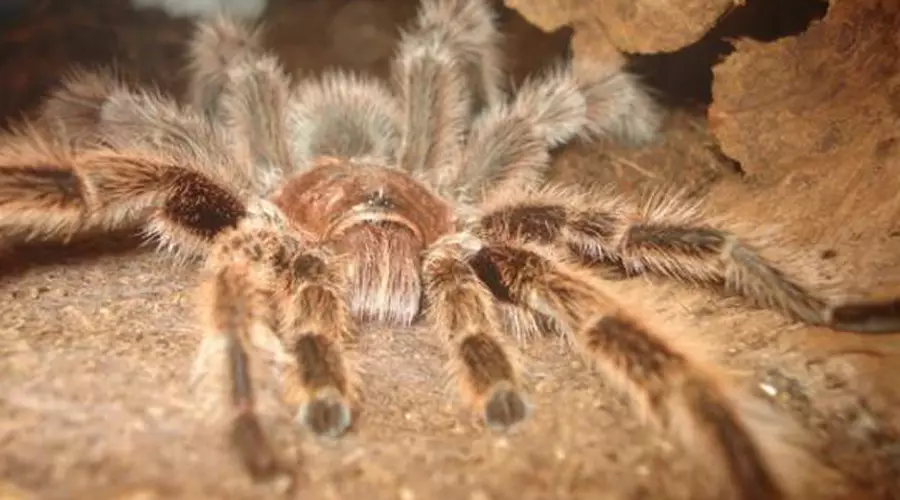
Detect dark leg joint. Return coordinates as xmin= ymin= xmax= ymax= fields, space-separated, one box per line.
xmin=829 ymin=298 xmax=900 ymax=333
xmin=468 ymin=247 xmax=513 ymax=302
xmin=293 ymin=333 xmax=343 ymax=391
xmin=458 ymin=334 xmax=528 ymax=431
xmin=477 ymin=205 xmax=567 ymax=244
xmin=162 ymin=170 xmax=246 ymax=241
xmin=459 ymin=333 xmax=515 ymax=389
xmin=468 ymin=245 xmax=542 ymax=302
xmin=625 ymin=224 xmax=726 ymax=258
xmin=584 ymin=315 xmax=685 ymax=383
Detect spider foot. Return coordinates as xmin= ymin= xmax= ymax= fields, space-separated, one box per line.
xmin=296 ymin=386 xmax=353 ymax=438
xmin=230 ymin=412 xmax=297 ymax=492
xmin=483 ymin=382 xmax=530 ymax=432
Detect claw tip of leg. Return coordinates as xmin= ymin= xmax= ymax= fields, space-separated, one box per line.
xmin=296 ymin=386 xmax=353 ymax=438
xmin=483 ymin=384 xmax=531 ymax=432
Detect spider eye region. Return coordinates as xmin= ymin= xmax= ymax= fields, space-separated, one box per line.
xmin=363 ymin=189 xmax=395 ymax=210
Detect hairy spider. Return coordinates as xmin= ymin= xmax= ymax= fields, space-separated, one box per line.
xmin=3 ymin=0 xmax=900 ymax=498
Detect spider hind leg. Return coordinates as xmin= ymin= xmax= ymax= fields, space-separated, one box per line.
xmin=186 ymin=15 xmax=264 ymax=117
xmin=392 ymin=0 xmax=504 ymax=187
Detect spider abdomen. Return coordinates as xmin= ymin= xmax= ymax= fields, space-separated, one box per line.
xmin=271 ymin=157 xmax=454 ymax=325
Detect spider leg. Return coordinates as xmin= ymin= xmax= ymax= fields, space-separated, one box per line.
xmin=33 ymin=70 xmax=260 ymax=193
xmin=278 ymin=245 xmax=358 ymax=438
xmin=218 ymin=54 xmax=294 ymax=190
xmin=475 ymin=188 xmax=900 ymax=333
xmin=184 ymin=15 xmax=296 ymax=189
xmin=411 ymin=0 xmax=505 ymax=113
xmin=457 ymin=59 xmax=662 ymax=200
xmin=393 ymin=0 xmax=500 ymax=186
xmin=0 ymin=127 xmax=245 ymax=257
xmin=195 ymin=223 xmax=292 ymax=483
xmin=422 ymin=234 xmax=529 ymax=430
xmin=466 ymin=241 xmax=787 ymax=500
xmin=36 ymin=69 xmax=126 ymax=143
xmin=195 ymin=221 xmax=358 ymax=484
xmin=287 ymin=70 xmax=402 ymax=164
xmin=186 ymin=14 xmax=264 ymax=117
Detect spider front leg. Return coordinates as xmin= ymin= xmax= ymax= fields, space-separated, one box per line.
xmin=195 ymin=222 xmax=359 ymax=486
xmin=422 ymin=235 xmax=529 ymax=430
xmin=278 ymin=247 xmax=358 ymax=437
xmin=194 ymin=224 xmax=292 ymax=482
xmin=475 ymin=190 xmax=900 ymax=333
xmin=0 ymin=129 xmax=244 ymax=254
xmin=466 ymin=242 xmax=786 ymax=500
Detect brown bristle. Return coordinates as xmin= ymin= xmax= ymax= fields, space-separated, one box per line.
xmin=477 ymin=204 xmax=567 ymax=243
xmin=584 ymin=315 xmax=687 ymax=384
xmin=292 ymin=332 xmax=348 ymax=394
xmin=458 ymin=333 xmax=517 ymax=394
xmin=681 ymin=379 xmax=783 ymax=500
xmin=230 ymin=412 xmax=288 ymax=482
xmin=162 ymin=169 xmax=247 ymax=241
xmin=464 ymin=241 xmax=786 ymax=499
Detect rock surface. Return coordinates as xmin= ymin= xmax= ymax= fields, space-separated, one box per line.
xmin=504 ymin=0 xmax=734 ymax=53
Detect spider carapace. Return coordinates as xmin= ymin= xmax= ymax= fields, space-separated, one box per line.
xmin=4 ymin=0 xmax=900 ymax=498
xmin=272 ymin=157 xmax=455 ymax=325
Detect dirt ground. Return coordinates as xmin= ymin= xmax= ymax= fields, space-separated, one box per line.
xmin=2 ymin=0 xmax=900 ymax=499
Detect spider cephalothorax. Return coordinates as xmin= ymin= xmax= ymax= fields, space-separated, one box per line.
xmin=3 ymin=0 xmax=900 ymax=498
xmin=272 ymin=156 xmax=455 ymax=325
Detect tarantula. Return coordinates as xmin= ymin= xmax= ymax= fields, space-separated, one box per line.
xmin=3 ymin=0 xmax=900 ymax=498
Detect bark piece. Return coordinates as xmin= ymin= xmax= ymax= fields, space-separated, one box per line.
xmin=505 ymin=0 xmax=735 ymax=54
xmin=709 ymin=0 xmax=900 ymax=178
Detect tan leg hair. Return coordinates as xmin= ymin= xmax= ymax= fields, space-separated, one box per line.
xmin=195 ymin=221 xmax=357 ymax=481
xmin=63 ymin=82 xmax=262 ymax=194
xmin=287 ymin=70 xmax=401 ymax=165
xmin=393 ymin=23 xmax=470 ymax=182
xmin=393 ymin=0 xmax=509 ymax=188
xmin=413 ymin=0 xmax=505 ymax=114
xmin=219 ymin=54 xmax=294 ymax=189
xmin=474 ymin=186 xmax=900 ymax=333
xmin=195 ymin=223 xmax=294 ymax=484
xmin=422 ymin=234 xmax=528 ymax=430
xmin=186 ymin=14 xmax=264 ymax=117
xmin=456 ymin=102 xmax=548 ymax=199
xmin=279 ymin=247 xmax=359 ymax=438
xmin=570 ymin=59 xmax=663 ymax=148
xmin=35 ymin=68 xmax=228 ymax=173
xmin=0 ymin=127 xmax=246 ymax=256
xmin=457 ymin=60 xmax=662 ymax=200
xmin=36 ymin=68 xmax=126 ymax=144
xmin=467 ymin=242 xmax=786 ymax=500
